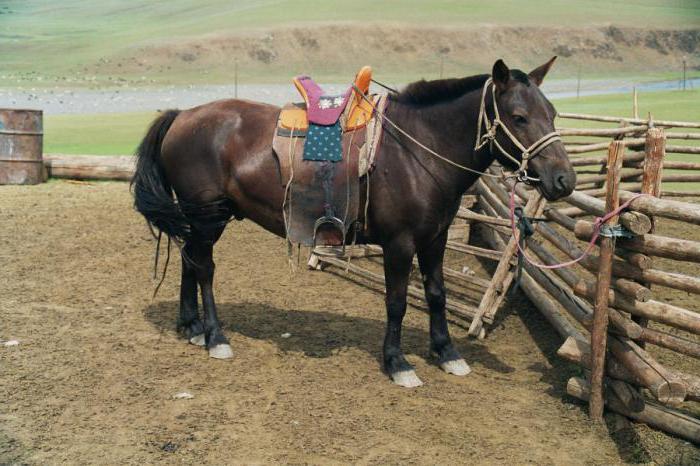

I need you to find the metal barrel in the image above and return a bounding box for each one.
[0,108,44,185]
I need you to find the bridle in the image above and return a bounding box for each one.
[474,78,562,184]
[353,77,562,184]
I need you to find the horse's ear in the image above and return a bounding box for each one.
[492,59,510,91]
[529,56,557,86]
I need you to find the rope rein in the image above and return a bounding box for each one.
[509,183,646,270]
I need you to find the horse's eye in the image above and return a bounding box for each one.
[513,114,528,125]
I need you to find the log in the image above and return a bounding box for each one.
[480,221,585,341]
[574,283,700,335]
[560,335,700,403]
[456,207,511,226]
[614,249,653,271]
[590,140,624,421]
[569,152,645,167]
[316,255,480,323]
[363,245,492,290]
[557,112,700,129]
[576,168,644,185]
[574,221,700,263]
[638,269,700,295]
[634,128,665,342]
[665,131,700,140]
[566,140,645,155]
[575,279,650,304]
[558,336,641,386]
[564,190,652,235]
[445,241,512,263]
[44,154,135,181]
[607,336,686,405]
[566,377,700,444]
[640,327,700,359]
[618,190,700,226]
[468,187,546,337]
[609,378,645,413]
[558,126,648,137]
[553,206,587,218]
[665,144,700,154]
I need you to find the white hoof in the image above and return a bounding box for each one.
[208,344,233,360]
[391,370,424,388]
[440,359,471,376]
[189,334,205,347]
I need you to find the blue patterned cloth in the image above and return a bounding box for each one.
[303,121,342,162]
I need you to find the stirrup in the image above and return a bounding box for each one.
[312,215,347,256]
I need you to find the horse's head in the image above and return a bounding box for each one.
[489,57,576,201]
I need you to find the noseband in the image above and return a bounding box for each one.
[474,78,562,183]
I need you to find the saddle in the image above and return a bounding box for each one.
[272,66,386,247]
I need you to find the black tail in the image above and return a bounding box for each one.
[131,109,191,242]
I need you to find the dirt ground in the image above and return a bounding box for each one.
[2,181,699,465]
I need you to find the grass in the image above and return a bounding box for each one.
[44,112,158,155]
[44,88,700,155]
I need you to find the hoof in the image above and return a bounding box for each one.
[391,370,424,388]
[440,358,471,376]
[208,344,233,360]
[189,334,205,347]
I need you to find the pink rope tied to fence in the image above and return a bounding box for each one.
[509,184,646,270]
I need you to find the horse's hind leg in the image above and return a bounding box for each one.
[417,232,470,377]
[190,228,233,359]
[177,243,205,346]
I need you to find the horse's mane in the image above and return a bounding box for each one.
[389,74,490,106]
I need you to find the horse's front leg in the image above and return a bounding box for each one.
[417,232,471,376]
[382,237,422,387]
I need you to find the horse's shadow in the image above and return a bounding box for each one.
[143,301,514,374]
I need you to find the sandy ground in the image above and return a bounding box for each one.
[1,181,699,465]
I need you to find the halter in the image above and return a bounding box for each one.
[474,78,563,183]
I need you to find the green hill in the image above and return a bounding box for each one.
[2,0,699,86]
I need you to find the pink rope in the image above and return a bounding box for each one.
[509,185,645,270]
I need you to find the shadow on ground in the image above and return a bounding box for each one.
[143,300,514,375]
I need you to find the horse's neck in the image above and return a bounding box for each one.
[390,91,495,197]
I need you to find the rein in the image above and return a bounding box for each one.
[509,183,646,270]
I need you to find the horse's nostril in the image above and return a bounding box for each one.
[555,174,569,194]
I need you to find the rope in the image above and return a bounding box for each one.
[508,182,646,269]
[352,85,504,179]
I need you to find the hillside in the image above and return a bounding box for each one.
[2,0,699,86]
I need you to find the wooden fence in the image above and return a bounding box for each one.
[315,112,700,443]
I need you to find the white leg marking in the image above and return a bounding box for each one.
[189,334,205,346]
[209,344,233,359]
[391,370,424,388]
[440,359,472,376]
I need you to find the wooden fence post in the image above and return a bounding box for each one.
[590,140,625,421]
[633,125,666,344]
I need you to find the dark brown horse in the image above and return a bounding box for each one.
[131,58,575,387]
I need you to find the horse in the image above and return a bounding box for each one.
[131,57,576,387]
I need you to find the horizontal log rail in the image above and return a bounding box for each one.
[557,112,700,129]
